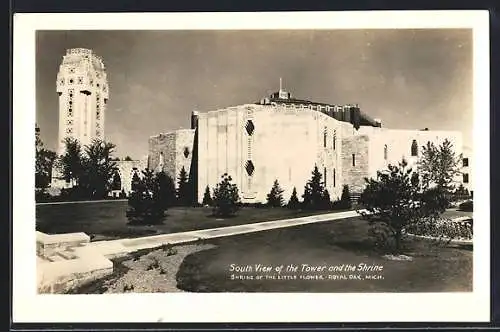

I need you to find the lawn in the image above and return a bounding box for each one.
[175,217,473,292]
[36,201,355,241]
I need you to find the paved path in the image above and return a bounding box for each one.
[89,209,367,258]
[36,199,127,206]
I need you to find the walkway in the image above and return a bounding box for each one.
[89,209,367,258]
[36,199,127,206]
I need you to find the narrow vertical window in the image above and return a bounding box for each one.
[333,168,336,187]
[352,154,356,166]
[384,144,388,160]
[463,173,469,183]
[411,140,418,156]
[323,127,327,148]
[333,130,336,150]
[324,167,327,186]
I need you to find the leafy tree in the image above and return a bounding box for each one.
[79,139,118,199]
[302,166,326,210]
[177,166,191,206]
[266,179,285,207]
[202,185,213,206]
[287,187,300,210]
[454,184,470,197]
[36,147,57,189]
[212,173,240,217]
[56,137,84,186]
[124,156,133,161]
[418,139,462,192]
[35,125,57,191]
[359,159,449,253]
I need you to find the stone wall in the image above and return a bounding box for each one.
[341,134,370,194]
[148,130,195,187]
[148,133,176,179]
[112,159,148,196]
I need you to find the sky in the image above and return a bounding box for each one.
[36,29,473,159]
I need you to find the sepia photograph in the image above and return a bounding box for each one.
[13,11,489,323]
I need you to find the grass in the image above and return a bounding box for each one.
[36,200,355,241]
[175,216,473,292]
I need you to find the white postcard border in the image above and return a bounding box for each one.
[13,11,490,323]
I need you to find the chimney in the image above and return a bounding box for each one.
[191,110,199,130]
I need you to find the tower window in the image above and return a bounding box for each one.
[78,77,83,84]
[324,167,327,186]
[411,140,418,156]
[384,144,388,160]
[183,147,190,158]
[245,120,255,136]
[463,158,469,167]
[463,173,469,183]
[323,128,327,148]
[66,127,73,134]
[333,131,336,150]
[69,78,74,84]
[352,154,356,166]
[333,168,336,187]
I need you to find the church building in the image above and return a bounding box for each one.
[149,80,464,204]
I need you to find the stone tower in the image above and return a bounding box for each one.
[56,48,109,154]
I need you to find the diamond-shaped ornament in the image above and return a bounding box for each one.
[245,160,255,176]
[245,120,255,135]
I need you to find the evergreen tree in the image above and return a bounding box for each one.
[302,166,325,210]
[177,166,191,206]
[212,173,240,217]
[127,169,169,224]
[340,185,352,209]
[202,185,213,206]
[266,179,285,207]
[131,172,141,191]
[321,189,332,210]
[359,159,449,252]
[287,187,300,210]
[157,171,176,208]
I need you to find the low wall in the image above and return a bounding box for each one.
[37,231,113,294]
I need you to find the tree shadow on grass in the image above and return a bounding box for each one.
[175,246,221,292]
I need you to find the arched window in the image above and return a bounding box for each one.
[333,130,337,150]
[111,172,122,191]
[384,144,388,160]
[411,140,418,156]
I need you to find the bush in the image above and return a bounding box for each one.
[458,200,473,212]
[406,217,473,241]
[212,173,240,217]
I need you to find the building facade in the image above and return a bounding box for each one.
[55,48,109,155]
[149,86,466,204]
